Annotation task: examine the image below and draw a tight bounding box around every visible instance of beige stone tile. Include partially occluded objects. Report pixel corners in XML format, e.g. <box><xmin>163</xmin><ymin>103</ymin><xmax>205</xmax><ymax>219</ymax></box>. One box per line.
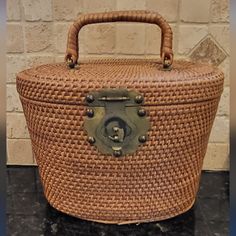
<box><xmin>79</xmin><ymin>54</ymin><xmax>115</xmax><ymax>60</ymax></box>
<box><xmin>189</xmin><ymin>37</ymin><xmax>226</xmax><ymax>66</ymax></box>
<box><xmin>209</xmin><ymin>116</ymin><xmax>229</xmax><ymax>143</ymax></box>
<box><xmin>116</xmin><ymin>24</ymin><xmax>145</xmax><ymax>55</ymax></box>
<box><xmin>209</xmin><ymin>25</ymin><xmax>230</xmax><ymax>55</ymax></box>
<box><xmin>146</xmin><ymin>0</ymin><xmax>179</xmax><ymax>22</ymax></box>
<box><xmin>146</xmin><ymin>24</ymin><xmax>177</xmax><ymax>55</ymax></box>
<box><xmin>178</xmin><ymin>25</ymin><xmax>208</xmax><ymax>55</ymax></box>
<box><xmin>33</xmin><ymin>156</ymin><xmax>38</xmax><ymax>165</ymax></box>
<box><xmin>7</xmin><ymin>113</ymin><xmax>30</xmax><ymax>139</ymax></box>
<box><xmin>55</xmin><ymin>55</ymin><xmax>65</xmax><ymax>63</ymax></box>
<box><xmin>217</xmin><ymin>87</ymin><xmax>229</xmax><ymax>116</ymax></box>
<box><xmin>84</xmin><ymin>23</ymin><xmax>116</xmax><ymax>54</ymax></box>
<box><xmin>54</xmin><ymin>23</ymin><xmax>71</xmax><ymax>54</ymax></box>
<box><xmin>7</xmin><ymin>0</ymin><xmax>21</xmax><ymax>21</ymax></box>
<box><xmin>25</xmin><ymin>55</ymin><xmax>55</xmax><ymax>68</ymax></box>
<box><xmin>53</xmin><ymin>0</ymin><xmax>83</xmax><ymax>21</ymax></box>
<box><xmin>211</xmin><ymin>0</ymin><xmax>229</xmax><ymax>23</ymax></box>
<box><xmin>7</xmin><ymin>139</ymin><xmax>34</xmax><ymax>165</ymax></box>
<box><xmin>6</xmin><ymin>55</ymin><xmax>27</xmax><ymax>83</ymax></box>
<box><xmin>203</xmin><ymin>143</ymin><xmax>229</xmax><ymax>170</ymax></box>
<box><xmin>79</xmin><ymin>27</ymin><xmax>87</xmax><ymax>55</ymax></box>
<box><xmin>180</xmin><ymin>0</ymin><xmax>211</xmax><ymax>23</ymax></box>
<box><xmin>7</xmin><ymin>55</ymin><xmax>55</xmax><ymax>84</ymax></box>
<box><xmin>6</xmin><ymin>24</ymin><xmax>24</xmax><ymax>53</ymax></box>
<box><xmin>117</xmin><ymin>0</ymin><xmax>146</xmax><ymax>10</ymax></box>
<box><xmin>7</xmin><ymin>85</ymin><xmax>23</xmax><ymax>112</ymax></box>
<box><xmin>83</xmin><ymin>0</ymin><xmax>116</xmax><ymax>13</ymax></box>
<box><xmin>219</xmin><ymin>57</ymin><xmax>230</xmax><ymax>86</ymax></box>
<box><xmin>22</xmin><ymin>0</ymin><xmax>52</xmax><ymax>21</ymax></box>
<box><xmin>25</xmin><ymin>23</ymin><xmax>53</xmax><ymax>52</ymax></box>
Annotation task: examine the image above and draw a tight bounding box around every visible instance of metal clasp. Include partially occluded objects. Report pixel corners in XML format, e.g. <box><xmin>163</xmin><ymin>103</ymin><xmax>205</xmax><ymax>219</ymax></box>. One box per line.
<box><xmin>84</xmin><ymin>89</ymin><xmax>150</xmax><ymax>157</ymax></box>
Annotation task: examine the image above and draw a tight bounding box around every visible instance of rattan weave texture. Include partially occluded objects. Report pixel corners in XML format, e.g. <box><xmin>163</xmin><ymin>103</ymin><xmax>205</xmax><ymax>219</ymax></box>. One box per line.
<box><xmin>16</xmin><ymin>10</ymin><xmax>224</xmax><ymax>224</ymax></box>
<box><xmin>17</xmin><ymin>60</ymin><xmax>223</xmax><ymax>106</ymax></box>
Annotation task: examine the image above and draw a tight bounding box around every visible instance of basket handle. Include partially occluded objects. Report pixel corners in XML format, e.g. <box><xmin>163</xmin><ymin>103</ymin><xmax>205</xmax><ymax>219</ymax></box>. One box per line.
<box><xmin>65</xmin><ymin>10</ymin><xmax>174</xmax><ymax>69</ymax></box>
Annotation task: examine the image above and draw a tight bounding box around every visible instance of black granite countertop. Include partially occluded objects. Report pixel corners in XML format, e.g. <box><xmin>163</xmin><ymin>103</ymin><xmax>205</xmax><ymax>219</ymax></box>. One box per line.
<box><xmin>7</xmin><ymin>167</ymin><xmax>229</xmax><ymax>236</ymax></box>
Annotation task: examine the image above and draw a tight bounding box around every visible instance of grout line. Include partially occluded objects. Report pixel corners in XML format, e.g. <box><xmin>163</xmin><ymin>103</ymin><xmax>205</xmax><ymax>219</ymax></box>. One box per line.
<box><xmin>7</xmin><ymin>138</ymin><xmax>31</xmax><ymax>141</ymax></box>
<box><xmin>51</xmin><ymin>0</ymin><xmax>57</xmax><ymax>63</ymax></box>
<box><xmin>8</xmin><ymin>20</ymin><xmax>54</xmax><ymax>24</ymax></box>
<box><xmin>20</xmin><ymin>0</ymin><xmax>27</xmax><ymax>56</ymax></box>
<box><xmin>6</xmin><ymin>21</ymin><xmax>23</xmax><ymax>25</ymax></box>
<box><xmin>77</xmin><ymin>53</ymin><xmax>154</xmax><ymax>57</ymax></box>
<box><xmin>6</xmin><ymin>52</ymin><xmax>24</xmax><ymax>55</ymax></box>
<box><xmin>179</xmin><ymin>21</ymin><xmax>213</xmax><ymax>25</ymax></box>
<box><xmin>7</xmin><ymin>52</ymin><xmax>55</xmax><ymax>57</ymax></box>
<box><xmin>175</xmin><ymin>0</ymin><xmax>182</xmax><ymax>56</ymax></box>
<box><xmin>114</xmin><ymin>0</ymin><xmax>118</xmax><ymax>58</ymax></box>
<box><xmin>6</xmin><ymin>82</ymin><xmax>16</xmax><ymax>85</ymax></box>
<box><xmin>144</xmin><ymin>0</ymin><xmax>147</xmax><ymax>57</ymax></box>
<box><xmin>209</xmin><ymin>0</ymin><xmax>213</xmax><ymax>25</ymax></box>
<box><xmin>208</xmin><ymin>142</ymin><xmax>229</xmax><ymax>145</ymax></box>
<box><xmin>207</xmin><ymin>22</ymin><xmax>229</xmax><ymax>26</ymax></box>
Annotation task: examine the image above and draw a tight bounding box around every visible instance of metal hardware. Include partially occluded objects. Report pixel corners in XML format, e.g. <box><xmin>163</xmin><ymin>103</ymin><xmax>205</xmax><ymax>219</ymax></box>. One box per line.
<box><xmin>138</xmin><ymin>109</ymin><xmax>146</xmax><ymax>117</ymax></box>
<box><xmin>98</xmin><ymin>96</ymin><xmax>130</xmax><ymax>102</ymax></box>
<box><xmin>108</xmin><ymin>126</ymin><xmax>125</xmax><ymax>143</ymax></box>
<box><xmin>138</xmin><ymin>135</ymin><xmax>147</xmax><ymax>143</ymax></box>
<box><xmin>135</xmin><ymin>95</ymin><xmax>143</xmax><ymax>104</ymax></box>
<box><xmin>84</xmin><ymin>89</ymin><xmax>150</xmax><ymax>157</ymax></box>
<box><xmin>163</xmin><ymin>58</ymin><xmax>172</xmax><ymax>71</ymax></box>
<box><xmin>66</xmin><ymin>58</ymin><xmax>75</xmax><ymax>69</ymax></box>
<box><xmin>86</xmin><ymin>108</ymin><xmax>94</xmax><ymax>118</ymax></box>
<box><xmin>113</xmin><ymin>150</ymin><xmax>122</xmax><ymax>157</ymax></box>
<box><xmin>86</xmin><ymin>94</ymin><xmax>95</xmax><ymax>103</ymax></box>
<box><xmin>88</xmin><ymin>136</ymin><xmax>96</xmax><ymax>144</ymax></box>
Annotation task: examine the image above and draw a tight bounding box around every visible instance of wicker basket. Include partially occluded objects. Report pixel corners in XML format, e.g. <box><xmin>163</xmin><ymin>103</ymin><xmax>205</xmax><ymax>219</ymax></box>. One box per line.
<box><xmin>16</xmin><ymin>11</ymin><xmax>224</xmax><ymax>224</ymax></box>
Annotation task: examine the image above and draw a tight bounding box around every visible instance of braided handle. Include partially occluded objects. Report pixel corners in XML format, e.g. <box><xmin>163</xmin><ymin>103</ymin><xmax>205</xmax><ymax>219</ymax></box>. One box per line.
<box><xmin>65</xmin><ymin>10</ymin><xmax>174</xmax><ymax>69</ymax></box>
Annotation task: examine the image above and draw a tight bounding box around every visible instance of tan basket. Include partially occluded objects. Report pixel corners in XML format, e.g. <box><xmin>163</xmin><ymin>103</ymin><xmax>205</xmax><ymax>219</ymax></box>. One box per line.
<box><xmin>16</xmin><ymin>11</ymin><xmax>224</xmax><ymax>224</ymax></box>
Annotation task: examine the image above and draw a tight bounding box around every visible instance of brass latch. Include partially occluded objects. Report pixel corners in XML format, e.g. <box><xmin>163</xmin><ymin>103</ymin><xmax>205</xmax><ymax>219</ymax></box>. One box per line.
<box><xmin>84</xmin><ymin>89</ymin><xmax>150</xmax><ymax>157</ymax></box>
<box><xmin>108</xmin><ymin>126</ymin><xmax>125</xmax><ymax>143</ymax></box>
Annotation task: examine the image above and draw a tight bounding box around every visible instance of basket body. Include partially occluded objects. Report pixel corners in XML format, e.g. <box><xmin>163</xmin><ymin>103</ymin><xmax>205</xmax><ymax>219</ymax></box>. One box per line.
<box><xmin>17</xmin><ymin>59</ymin><xmax>224</xmax><ymax>224</ymax></box>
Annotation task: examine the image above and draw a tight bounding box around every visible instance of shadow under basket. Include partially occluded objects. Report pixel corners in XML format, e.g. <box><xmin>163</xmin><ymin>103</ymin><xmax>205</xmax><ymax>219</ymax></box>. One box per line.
<box><xmin>16</xmin><ymin>10</ymin><xmax>224</xmax><ymax>224</ymax></box>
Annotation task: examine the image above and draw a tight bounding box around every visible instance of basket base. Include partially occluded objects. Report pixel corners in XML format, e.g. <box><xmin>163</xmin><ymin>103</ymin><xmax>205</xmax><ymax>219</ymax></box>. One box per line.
<box><xmin>47</xmin><ymin>198</ymin><xmax>196</xmax><ymax>225</ymax></box>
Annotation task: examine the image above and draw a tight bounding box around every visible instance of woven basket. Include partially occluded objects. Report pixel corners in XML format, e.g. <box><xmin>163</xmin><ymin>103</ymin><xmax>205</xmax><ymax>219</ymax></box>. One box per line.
<box><xmin>16</xmin><ymin>11</ymin><xmax>224</xmax><ymax>224</ymax></box>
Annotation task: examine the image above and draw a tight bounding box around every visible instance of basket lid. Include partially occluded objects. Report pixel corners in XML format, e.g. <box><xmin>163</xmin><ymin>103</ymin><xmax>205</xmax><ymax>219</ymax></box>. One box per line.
<box><xmin>16</xmin><ymin>58</ymin><xmax>224</xmax><ymax>106</ymax></box>
<box><xmin>16</xmin><ymin>11</ymin><xmax>224</xmax><ymax>105</ymax></box>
